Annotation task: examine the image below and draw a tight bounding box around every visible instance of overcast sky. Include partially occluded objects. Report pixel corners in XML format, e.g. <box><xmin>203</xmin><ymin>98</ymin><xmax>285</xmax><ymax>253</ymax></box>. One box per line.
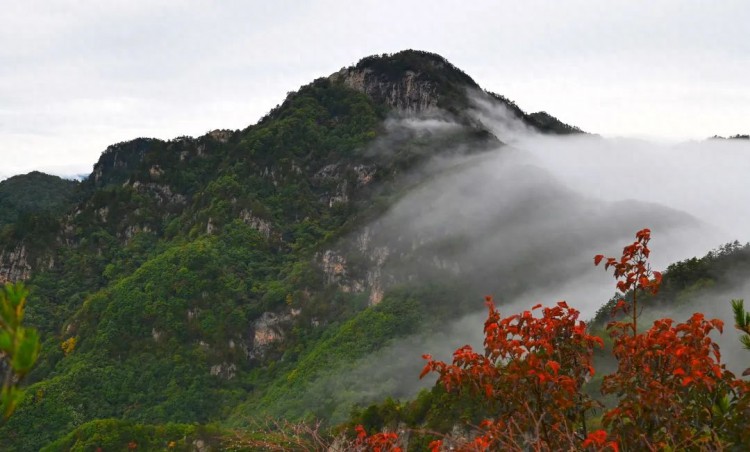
<box><xmin>2</xmin><ymin>0</ymin><xmax>749</xmax><ymax>179</ymax></box>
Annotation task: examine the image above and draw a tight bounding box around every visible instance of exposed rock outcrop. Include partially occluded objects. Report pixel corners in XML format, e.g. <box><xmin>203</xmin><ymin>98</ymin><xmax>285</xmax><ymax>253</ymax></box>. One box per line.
<box><xmin>332</xmin><ymin>67</ymin><xmax>439</xmax><ymax>114</ymax></box>
<box><xmin>321</xmin><ymin>250</ymin><xmax>348</xmax><ymax>285</ymax></box>
<box><xmin>209</xmin><ymin>362</ymin><xmax>237</xmax><ymax>380</ymax></box>
<box><xmin>207</xmin><ymin>129</ymin><xmax>233</xmax><ymax>143</ymax></box>
<box><xmin>239</xmin><ymin>209</ymin><xmax>272</xmax><ymax>238</ymax></box>
<box><xmin>0</xmin><ymin>244</ymin><xmax>31</xmax><ymax>283</ymax></box>
<box><xmin>248</xmin><ymin>312</ymin><xmax>286</xmax><ymax>360</ymax></box>
<box><xmin>318</xmin><ymin>244</ymin><xmax>391</xmax><ymax>305</ymax></box>
<box><xmin>130</xmin><ymin>181</ymin><xmax>187</xmax><ymax>206</ymax></box>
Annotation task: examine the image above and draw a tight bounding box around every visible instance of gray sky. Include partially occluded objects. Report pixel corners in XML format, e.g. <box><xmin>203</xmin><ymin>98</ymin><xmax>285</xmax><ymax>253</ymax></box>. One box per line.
<box><xmin>2</xmin><ymin>0</ymin><xmax>749</xmax><ymax>179</ymax></box>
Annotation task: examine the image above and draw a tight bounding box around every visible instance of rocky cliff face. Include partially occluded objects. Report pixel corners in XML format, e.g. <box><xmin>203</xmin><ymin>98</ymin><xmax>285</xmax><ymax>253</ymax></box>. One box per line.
<box><xmin>248</xmin><ymin>311</ymin><xmax>288</xmax><ymax>360</ymax></box>
<box><xmin>331</xmin><ymin>67</ymin><xmax>439</xmax><ymax>114</ymax></box>
<box><xmin>328</xmin><ymin>50</ymin><xmax>480</xmax><ymax>116</ymax></box>
<box><xmin>0</xmin><ymin>244</ymin><xmax>31</xmax><ymax>283</ymax></box>
<box><xmin>89</xmin><ymin>138</ymin><xmax>157</xmax><ymax>188</ymax></box>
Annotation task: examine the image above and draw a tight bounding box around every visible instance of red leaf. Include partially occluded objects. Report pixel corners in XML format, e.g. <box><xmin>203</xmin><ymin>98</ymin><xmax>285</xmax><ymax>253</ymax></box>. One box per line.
<box><xmin>582</xmin><ymin>430</ymin><xmax>608</xmax><ymax>447</ymax></box>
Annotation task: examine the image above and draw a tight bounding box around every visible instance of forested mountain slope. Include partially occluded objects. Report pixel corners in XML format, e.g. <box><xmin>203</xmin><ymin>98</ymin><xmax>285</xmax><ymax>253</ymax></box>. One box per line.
<box><xmin>0</xmin><ymin>172</ymin><xmax>78</xmax><ymax>228</ymax></box>
<box><xmin>0</xmin><ymin>50</ymin><xmax>725</xmax><ymax>450</ymax></box>
<box><xmin>0</xmin><ymin>172</ymin><xmax>79</xmax><ymax>283</ymax></box>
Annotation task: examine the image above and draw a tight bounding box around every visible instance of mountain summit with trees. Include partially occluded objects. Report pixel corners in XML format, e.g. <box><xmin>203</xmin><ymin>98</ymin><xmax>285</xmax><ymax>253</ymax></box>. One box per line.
<box><xmin>0</xmin><ymin>51</ymin><xmax>747</xmax><ymax>450</ymax></box>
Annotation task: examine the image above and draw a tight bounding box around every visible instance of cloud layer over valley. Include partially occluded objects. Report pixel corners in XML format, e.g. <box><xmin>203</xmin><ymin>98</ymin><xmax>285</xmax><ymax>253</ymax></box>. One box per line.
<box><xmin>308</xmin><ymin>92</ymin><xmax>750</xmax><ymax>416</ymax></box>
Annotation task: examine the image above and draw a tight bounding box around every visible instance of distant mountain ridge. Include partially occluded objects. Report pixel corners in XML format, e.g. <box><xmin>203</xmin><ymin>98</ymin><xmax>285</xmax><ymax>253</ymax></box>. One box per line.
<box><xmin>0</xmin><ymin>171</ymin><xmax>78</xmax><ymax>227</ymax></box>
<box><xmin>0</xmin><ymin>172</ymin><xmax>78</xmax><ymax>283</ymax></box>
<box><xmin>710</xmin><ymin>134</ymin><xmax>749</xmax><ymax>140</ymax></box>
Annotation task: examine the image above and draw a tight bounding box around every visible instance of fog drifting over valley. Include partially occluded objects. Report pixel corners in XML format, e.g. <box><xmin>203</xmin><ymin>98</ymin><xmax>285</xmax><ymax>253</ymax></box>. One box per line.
<box><xmin>369</xmin><ymin>92</ymin><xmax>750</xmax><ymax>317</ymax></box>
<box><xmin>315</xmin><ymin>93</ymin><xmax>750</xmax><ymax>418</ymax></box>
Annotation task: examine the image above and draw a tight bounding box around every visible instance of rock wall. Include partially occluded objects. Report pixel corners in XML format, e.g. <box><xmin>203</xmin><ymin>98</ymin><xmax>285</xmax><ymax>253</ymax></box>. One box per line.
<box><xmin>248</xmin><ymin>311</ymin><xmax>287</xmax><ymax>360</ymax></box>
<box><xmin>331</xmin><ymin>68</ymin><xmax>439</xmax><ymax>114</ymax></box>
<box><xmin>239</xmin><ymin>209</ymin><xmax>272</xmax><ymax>238</ymax></box>
<box><xmin>318</xmin><ymin>231</ymin><xmax>393</xmax><ymax>306</ymax></box>
<box><xmin>0</xmin><ymin>244</ymin><xmax>31</xmax><ymax>283</ymax></box>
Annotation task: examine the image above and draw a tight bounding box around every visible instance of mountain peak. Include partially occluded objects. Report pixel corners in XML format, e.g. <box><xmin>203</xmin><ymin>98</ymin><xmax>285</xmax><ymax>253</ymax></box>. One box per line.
<box><xmin>329</xmin><ymin>51</ymin><xmax>584</xmax><ymax>136</ymax></box>
<box><xmin>353</xmin><ymin>50</ymin><xmax>478</xmax><ymax>87</ymax></box>
<box><xmin>330</xmin><ymin>50</ymin><xmax>478</xmax><ymax>114</ymax></box>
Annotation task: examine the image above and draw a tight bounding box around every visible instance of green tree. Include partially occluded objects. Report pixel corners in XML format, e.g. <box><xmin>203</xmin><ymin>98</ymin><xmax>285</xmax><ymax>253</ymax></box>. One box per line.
<box><xmin>731</xmin><ymin>299</ymin><xmax>750</xmax><ymax>376</ymax></box>
<box><xmin>0</xmin><ymin>282</ymin><xmax>40</xmax><ymax>419</ymax></box>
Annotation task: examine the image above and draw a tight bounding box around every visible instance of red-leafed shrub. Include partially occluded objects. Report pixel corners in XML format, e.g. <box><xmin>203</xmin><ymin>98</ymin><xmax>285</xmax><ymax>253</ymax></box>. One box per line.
<box><xmin>420</xmin><ymin>298</ymin><xmax>604</xmax><ymax>450</ymax></box>
<box><xmin>355</xmin><ymin>229</ymin><xmax>750</xmax><ymax>451</ymax></box>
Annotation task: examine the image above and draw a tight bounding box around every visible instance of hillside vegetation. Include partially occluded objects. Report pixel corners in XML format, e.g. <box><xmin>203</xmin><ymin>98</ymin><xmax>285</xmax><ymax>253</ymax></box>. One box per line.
<box><xmin>3</xmin><ymin>51</ymin><xmax>745</xmax><ymax>451</ymax></box>
<box><xmin>0</xmin><ymin>172</ymin><xmax>78</xmax><ymax>228</ymax></box>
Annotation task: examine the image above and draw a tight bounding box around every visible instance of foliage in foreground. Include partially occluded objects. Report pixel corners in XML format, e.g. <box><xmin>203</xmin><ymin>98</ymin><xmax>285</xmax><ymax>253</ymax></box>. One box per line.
<box><xmin>354</xmin><ymin>230</ymin><xmax>750</xmax><ymax>451</ymax></box>
<box><xmin>0</xmin><ymin>283</ymin><xmax>40</xmax><ymax>420</ymax></box>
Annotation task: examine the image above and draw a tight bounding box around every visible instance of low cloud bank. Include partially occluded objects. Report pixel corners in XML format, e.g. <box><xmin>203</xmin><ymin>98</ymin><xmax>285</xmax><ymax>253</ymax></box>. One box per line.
<box><xmin>314</xmin><ymin>93</ymin><xmax>750</xmax><ymax>412</ymax></box>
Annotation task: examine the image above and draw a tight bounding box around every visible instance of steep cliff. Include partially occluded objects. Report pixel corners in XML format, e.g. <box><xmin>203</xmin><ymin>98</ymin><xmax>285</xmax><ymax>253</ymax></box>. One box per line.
<box><xmin>0</xmin><ymin>244</ymin><xmax>31</xmax><ymax>283</ymax></box>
